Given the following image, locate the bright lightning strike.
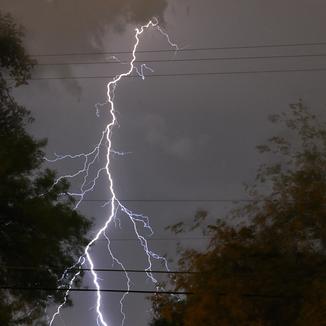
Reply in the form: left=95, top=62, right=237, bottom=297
left=47, top=19, right=178, bottom=326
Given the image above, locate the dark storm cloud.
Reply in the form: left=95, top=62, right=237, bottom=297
left=2, top=0, right=169, bottom=97
left=1, top=0, right=168, bottom=51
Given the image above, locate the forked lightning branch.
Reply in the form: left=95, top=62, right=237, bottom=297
left=46, top=19, right=178, bottom=326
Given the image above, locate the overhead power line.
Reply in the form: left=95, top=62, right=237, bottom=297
left=35, top=53, right=326, bottom=66
left=26, top=67, right=326, bottom=81
left=0, top=236, right=208, bottom=242
left=0, top=286, right=304, bottom=299
left=97, top=237, right=209, bottom=241
left=4, top=266, right=194, bottom=274
left=0, top=286, right=192, bottom=295
left=78, top=198, right=289, bottom=202
left=0, top=197, right=323, bottom=203
left=76, top=198, right=326, bottom=207
left=1, top=198, right=322, bottom=204
left=30, top=41, right=326, bottom=57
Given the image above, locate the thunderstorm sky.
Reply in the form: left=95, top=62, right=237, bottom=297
left=2, top=0, right=326, bottom=325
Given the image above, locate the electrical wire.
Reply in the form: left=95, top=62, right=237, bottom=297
left=0, top=286, right=192, bottom=295
left=25, top=67, right=326, bottom=81
left=35, top=53, right=326, bottom=66
left=75, top=199, right=289, bottom=202
left=0, top=286, right=306, bottom=298
left=4, top=266, right=194, bottom=274
left=30, top=41, right=326, bottom=57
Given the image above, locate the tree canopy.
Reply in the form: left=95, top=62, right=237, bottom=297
left=150, top=102, right=326, bottom=326
left=0, top=11, right=91, bottom=325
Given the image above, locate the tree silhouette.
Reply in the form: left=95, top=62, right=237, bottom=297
left=150, top=102, right=326, bottom=326
left=0, top=11, right=91, bottom=325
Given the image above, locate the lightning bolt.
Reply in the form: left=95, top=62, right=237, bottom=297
left=47, top=19, right=178, bottom=326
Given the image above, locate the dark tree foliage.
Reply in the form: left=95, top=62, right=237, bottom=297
left=0, top=12, right=34, bottom=87
left=0, top=12, right=91, bottom=325
left=151, top=102, right=326, bottom=326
